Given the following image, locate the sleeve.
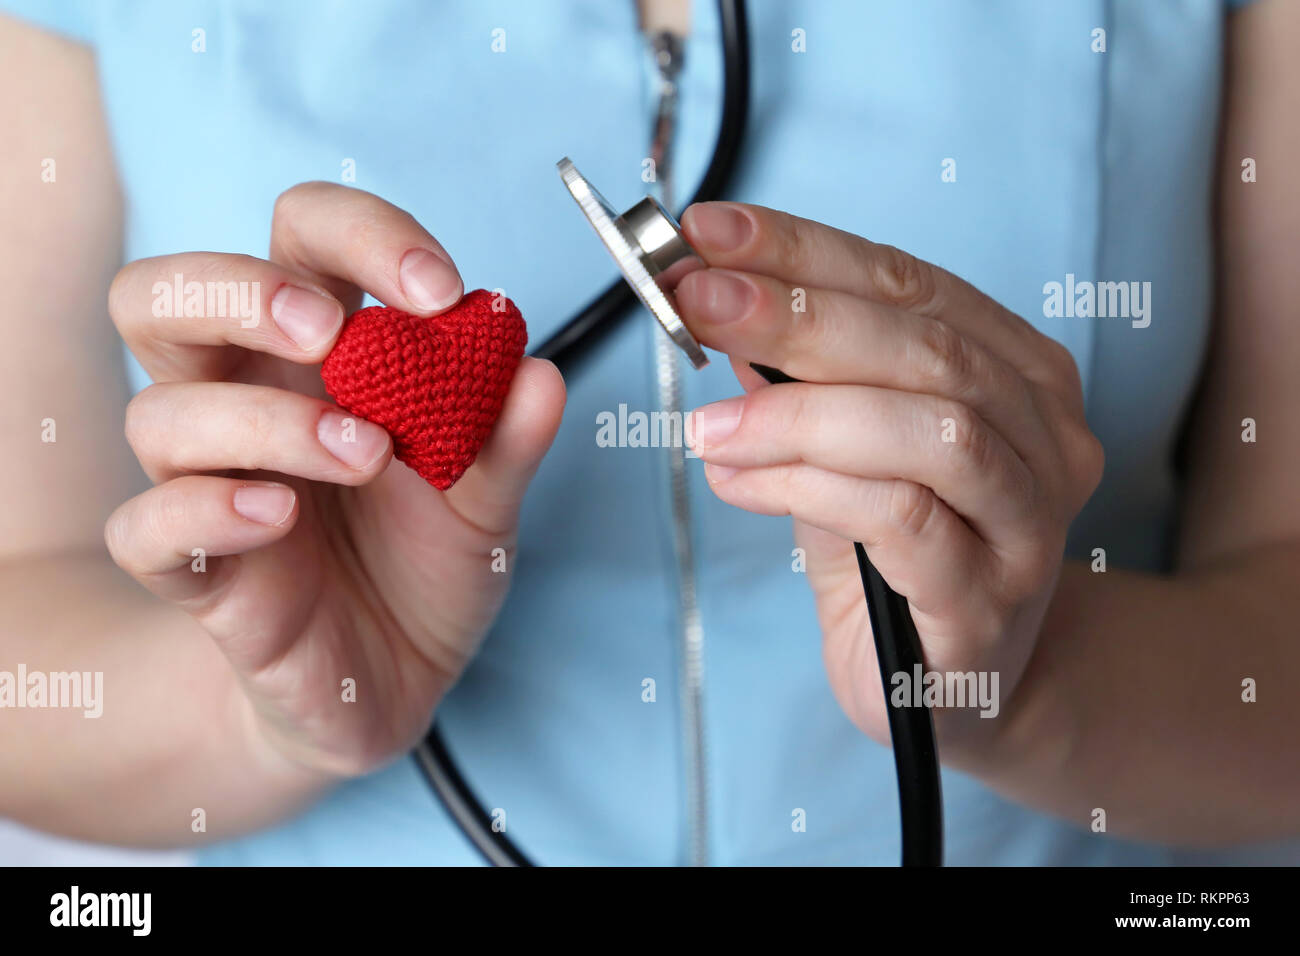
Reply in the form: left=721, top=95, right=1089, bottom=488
left=0, top=0, right=97, bottom=45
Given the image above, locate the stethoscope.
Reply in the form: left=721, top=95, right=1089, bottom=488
left=413, top=0, right=943, bottom=867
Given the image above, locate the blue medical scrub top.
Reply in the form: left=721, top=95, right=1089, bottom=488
left=7, top=0, right=1289, bottom=865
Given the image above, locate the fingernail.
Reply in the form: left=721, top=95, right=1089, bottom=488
left=687, top=269, right=755, bottom=324
left=317, top=410, right=390, bottom=469
left=689, top=397, right=744, bottom=452
left=270, top=285, right=343, bottom=351
left=400, top=248, right=463, bottom=313
left=705, top=463, right=739, bottom=484
left=686, top=202, right=752, bottom=252
left=233, top=483, right=296, bottom=526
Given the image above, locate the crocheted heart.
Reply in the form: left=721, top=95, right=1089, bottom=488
left=320, top=289, right=528, bottom=490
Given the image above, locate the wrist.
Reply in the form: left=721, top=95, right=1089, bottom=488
left=224, top=677, right=342, bottom=817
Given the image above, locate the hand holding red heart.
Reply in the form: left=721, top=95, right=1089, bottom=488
left=104, top=182, right=564, bottom=778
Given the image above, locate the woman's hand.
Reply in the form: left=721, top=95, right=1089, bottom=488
left=676, top=202, right=1103, bottom=755
left=104, top=182, right=565, bottom=778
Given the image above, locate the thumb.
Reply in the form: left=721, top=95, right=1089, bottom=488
left=441, top=357, right=566, bottom=533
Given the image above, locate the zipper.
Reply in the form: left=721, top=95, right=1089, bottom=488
left=645, top=26, right=709, bottom=868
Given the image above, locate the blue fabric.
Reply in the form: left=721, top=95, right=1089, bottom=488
left=3, top=0, right=1288, bottom=865
left=1, top=0, right=95, bottom=42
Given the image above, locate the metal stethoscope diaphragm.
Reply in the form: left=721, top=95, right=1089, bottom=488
left=557, top=157, right=709, bottom=370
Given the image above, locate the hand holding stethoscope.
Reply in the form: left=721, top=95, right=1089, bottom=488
left=672, top=200, right=1104, bottom=762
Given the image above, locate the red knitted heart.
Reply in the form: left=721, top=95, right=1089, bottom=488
left=320, top=289, right=527, bottom=490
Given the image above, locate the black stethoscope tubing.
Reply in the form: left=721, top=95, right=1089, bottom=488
left=415, top=0, right=942, bottom=867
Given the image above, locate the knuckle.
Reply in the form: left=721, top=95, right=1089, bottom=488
left=102, top=503, right=133, bottom=566
left=769, top=466, right=802, bottom=516
left=1069, top=424, right=1106, bottom=495
left=959, top=416, right=993, bottom=477
left=885, top=480, right=938, bottom=538
left=271, top=186, right=303, bottom=228
left=107, top=266, right=134, bottom=327
left=272, top=181, right=333, bottom=232
left=996, top=553, right=1048, bottom=605
left=780, top=384, right=819, bottom=441
left=938, top=402, right=988, bottom=473
left=230, top=401, right=275, bottom=467
left=1038, top=336, right=1084, bottom=396
left=1051, top=340, right=1082, bottom=385
left=343, top=209, right=386, bottom=256
left=789, top=287, right=840, bottom=355
left=1085, top=431, right=1105, bottom=484
left=104, top=485, right=185, bottom=574
left=148, top=483, right=189, bottom=543
left=917, top=320, right=975, bottom=394
left=783, top=280, right=814, bottom=333
left=870, top=244, right=937, bottom=311
left=123, top=384, right=165, bottom=452
left=976, top=585, right=1015, bottom=643
left=1044, top=336, right=1074, bottom=371
left=769, top=211, right=813, bottom=273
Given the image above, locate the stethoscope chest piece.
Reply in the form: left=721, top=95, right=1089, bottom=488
left=557, top=157, right=708, bottom=369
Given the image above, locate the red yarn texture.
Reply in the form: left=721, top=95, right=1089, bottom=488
left=320, top=289, right=527, bottom=491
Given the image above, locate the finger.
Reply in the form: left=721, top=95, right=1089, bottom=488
left=104, top=476, right=298, bottom=605
left=678, top=268, right=1061, bottom=473
left=702, top=462, right=999, bottom=632
left=109, top=252, right=347, bottom=382
left=688, top=383, right=1041, bottom=555
left=681, top=202, right=1078, bottom=399
left=442, top=357, right=567, bottom=534
left=268, top=181, right=463, bottom=317
left=125, top=382, right=393, bottom=486
left=105, top=476, right=319, bottom=672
